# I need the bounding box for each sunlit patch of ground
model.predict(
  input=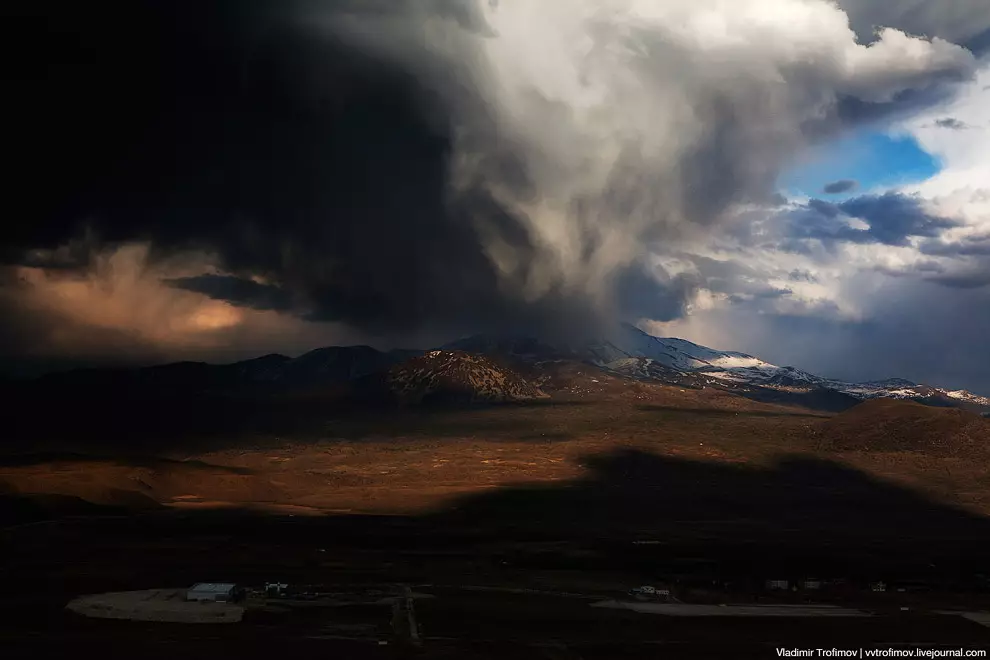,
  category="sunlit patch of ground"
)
[2,382,989,519]
[66,589,243,623]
